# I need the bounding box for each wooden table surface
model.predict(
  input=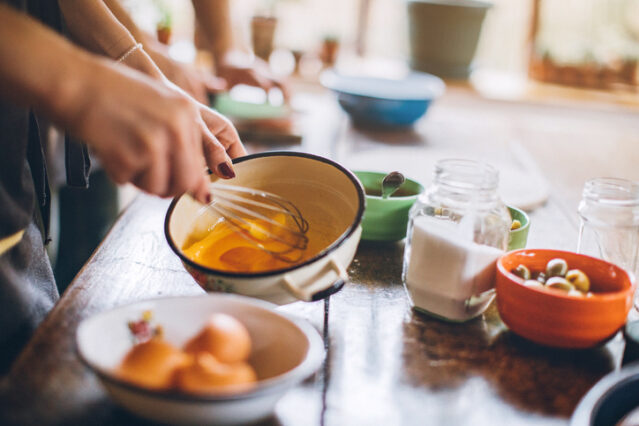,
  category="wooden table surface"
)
[3,86,639,426]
